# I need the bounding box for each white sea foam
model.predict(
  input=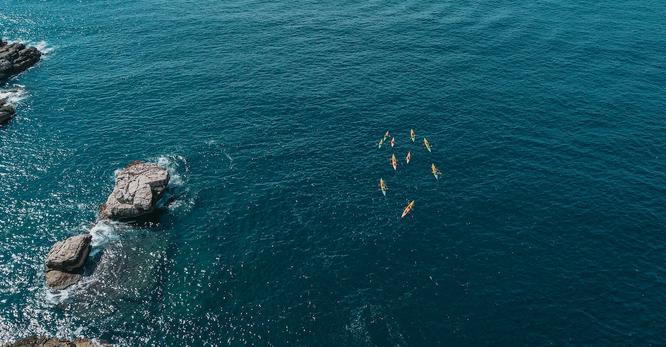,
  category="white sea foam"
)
[156,154,188,188]
[154,154,196,214]
[43,285,72,305]
[89,220,122,250]
[0,86,27,105]
[32,40,54,55]
[6,39,55,56]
